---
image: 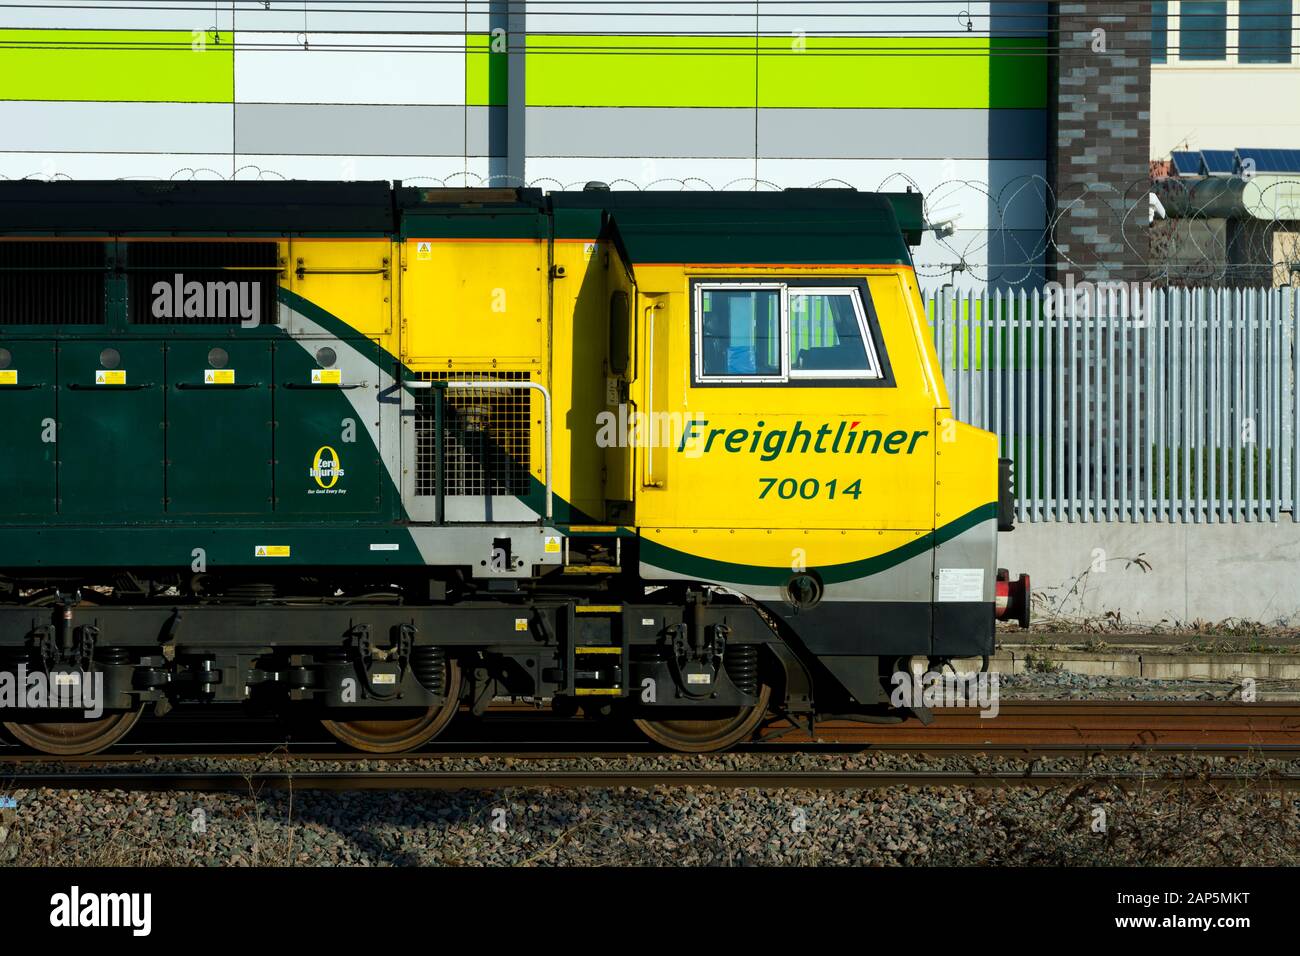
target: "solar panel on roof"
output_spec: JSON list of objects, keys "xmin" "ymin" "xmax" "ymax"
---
[
  {"xmin": 1236, "ymin": 147, "xmax": 1300, "ymax": 174},
  {"xmin": 1171, "ymin": 151, "xmax": 1201, "ymax": 176},
  {"xmin": 1201, "ymin": 150, "xmax": 1236, "ymax": 175}
]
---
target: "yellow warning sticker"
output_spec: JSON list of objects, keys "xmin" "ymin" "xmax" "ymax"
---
[
  {"xmin": 254, "ymin": 545, "xmax": 291, "ymax": 558},
  {"xmin": 544, "ymin": 535, "xmax": 561, "ymax": 553},
  {"xmin": 0, "ymin": 370, "xmax": 15, "ymax": 385},
  {"xmin": 204, "ymin": 369, "xmax": 236, "ymax": 384},
  {"xmin": 416, "ymin": 240, "xmax": 432, "ymax": 261},
  {"xmin": 514, "ymin": 618, "xmax": 529, "ymax": 631},
  {"xmin": 311, "ymin": 368, "xmax": 341, "ymax": 385},
  {"xmin": 583, "ymin": 242, "xmax": 596, "ymax": 261},
  {"xmin": 95, "ymin": 370, "xmax": 126, "ymax": 385}
]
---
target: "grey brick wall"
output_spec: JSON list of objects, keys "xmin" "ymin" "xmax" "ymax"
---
[{"xmin": 1047, "ymin": 2, "xmax": 1151, "ymax": 283}]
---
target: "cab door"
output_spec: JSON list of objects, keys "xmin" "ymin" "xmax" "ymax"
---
[{"xmin": 602, "ymin": 262, "xmax": 637, "ymax": 519}]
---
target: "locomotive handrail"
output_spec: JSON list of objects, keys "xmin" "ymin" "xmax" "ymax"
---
[
  {"xmin": 68, "ymin": 382, "xmax": 154, "ymax": 390},
  {"xmin": 175, "ymin": 382, "xmax": 261, "ymax": 390},
  {"xmin": 406, "ymin": 378, "xmax": 553, "ymax": 521},
  {"xmin": 281, "ymin": 381, "xmax": 367, "ymax": 390},
  {"xmin": 295, "ymin": 257, "xmax": 391, "ymax": 281}
]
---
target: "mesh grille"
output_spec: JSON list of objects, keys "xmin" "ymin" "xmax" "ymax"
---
[
  {"xmin": 128, "ymin": 241, "xmax": 279, "ymax": 325},
  {"xmin": 415, "ymin": 371, "xmax": 532, "ymax": 497},
  {"xmin": 0, "ymin": 241, "xmax": 106, "ymax": 325}
]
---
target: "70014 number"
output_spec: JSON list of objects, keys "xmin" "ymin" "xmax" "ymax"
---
[{"xmin": 757, "ymin": 477, "xmax": 862, "ymax": 500}]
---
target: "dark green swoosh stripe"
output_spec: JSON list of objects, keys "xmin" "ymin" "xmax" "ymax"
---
[
  {"xmin": 277, "ymin": 288, "xmax": 993, "ymax": 562},
  {"xmin": 637, "ymin": 503, "xmax": 997, "ymax": 587}
]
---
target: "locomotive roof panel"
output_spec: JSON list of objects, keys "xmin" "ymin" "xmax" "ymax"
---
[
  {"xmin": 0, "ymin": 180, "xmax": 395, "ymax": 235},
  {"xmin": 549, "ymin": 188, "xmax": 922, "ymax": 264},
  {"xmin": 0, "ymin": 181, "xmax": 922, "ymax": 263}
]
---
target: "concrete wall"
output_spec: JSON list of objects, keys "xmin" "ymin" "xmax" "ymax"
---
[
  {"xmin": 1152, "ymin": 62, "xmax": 1300, "ymax": 156},
  {"xmin": 1000, "ymin": 522, "xmax": 1300, "ymax": 626}
]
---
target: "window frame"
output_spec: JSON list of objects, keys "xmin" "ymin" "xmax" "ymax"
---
[
  {"xmin": 690, "ymin": 277, "xmax": 894, "ymax": 389},
  {"xmin": 1239, "ymin": 0, "xmax": 1293, "ymax": 63},
  {"xmin": 786, "ymin": 285, "xmax": 884, "ymax": 381},
  {"xmin": 1153, "ymin": 1, "xmax": 1169, "ymax": 63},
  {"xmin": 1178, "ymin": 0, "xmax": 1228, "ymax": 61},
  {"xmin": 693, "ymin": 281, "xmax": 786, "ymax": 384}
]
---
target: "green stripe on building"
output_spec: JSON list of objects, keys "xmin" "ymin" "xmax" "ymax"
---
[
  {"xmin": 465, "ymin": 33, "xmax": 509, "ymax": 107},
  {"xmin": 483, "ymin": 35, "xmax": 1045, "ymax": 109},
  {"xmin": 0, "ymin": 29, "xmax": 232, "ymax": 103}
]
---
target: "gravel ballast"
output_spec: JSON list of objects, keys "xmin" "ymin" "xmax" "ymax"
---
[
  {"xmin": 3, "ymin": 674, "xmax": 1297, "ymax": 867},
  {"xmin": 3, "ymin": 749, "xmax": 1298, "ymax": 867}
]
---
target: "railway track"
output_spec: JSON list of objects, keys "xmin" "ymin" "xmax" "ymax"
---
[
  {"xmin": 0, "ymin": 707, "xmax": 1294, "ymax": 780},
  {"xmin": 5, "ymin": 768, "xmax": 1300, "ymax": 793},
  {"xmin": 3, "ymin": 701, "xmax": 1298, "ymax": 764}
]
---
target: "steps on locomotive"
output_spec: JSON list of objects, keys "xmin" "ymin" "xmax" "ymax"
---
[
  {"xmin": 568, "ymin": 604, "xmax": 628, "ymax": 697},
  {"xmin": 558, "ymin": 527, "xmax": 623, "ymax": 576}
]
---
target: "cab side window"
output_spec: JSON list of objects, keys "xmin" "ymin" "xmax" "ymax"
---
[
  {"xmin": 699, "ymin": 287, "xmax": 781, "ymax": 379},
  {"xmin": 693, "ymin": 280, "xmax": 886, "ymax": 385},
  {"xmin": 788, "ymin": 290, "xmax": 874, "ymax": 377}
]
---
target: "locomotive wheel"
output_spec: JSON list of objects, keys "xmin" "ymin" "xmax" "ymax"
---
[
  {"xmin": 3, "ymin": 709, "xmax": 142, "ymax": 756},
  {"xmin": 634, "ymin": 684, "xmax": 772, "ymax": 753},
  {"xmin": 320, "ymin": 659, "xmax": 462, "ymax": 754}
]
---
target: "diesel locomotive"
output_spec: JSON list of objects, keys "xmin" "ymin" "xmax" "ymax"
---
[{"xmin": 0, "ymin": 181, "xmax": 1029, "ymax": 754}]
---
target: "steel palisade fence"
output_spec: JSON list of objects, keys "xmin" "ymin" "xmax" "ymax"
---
[{"xmin": 923, "ymin": 286, "xmax": 1300, "ymax": 523}]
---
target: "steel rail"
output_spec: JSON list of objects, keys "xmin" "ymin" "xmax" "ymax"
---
[{"xmin": 5, "ymin": 768, "xmax": 1300, "ymax": 793}]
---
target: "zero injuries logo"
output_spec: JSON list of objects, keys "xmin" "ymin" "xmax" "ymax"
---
[{"xmin": 309, "ymin": 445, "xmax": 346, "ymax": 494}]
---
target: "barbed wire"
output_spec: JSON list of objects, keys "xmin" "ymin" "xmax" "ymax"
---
[{"xmin": 5, "ymin": 164, "xmax": 1298, "ymax": 289}]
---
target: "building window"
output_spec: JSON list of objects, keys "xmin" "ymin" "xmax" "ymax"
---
[
  {"xmin": 1240, "ymin": 0, "xmax": 1292, "ymax": 63},
  {"xmin": 1153, "ymin": 1, "xmax": 1168, "ymax": 63},
  {"xmin": 1181, "ymin": 0, "xmax": 1228, "ymax": 60}
]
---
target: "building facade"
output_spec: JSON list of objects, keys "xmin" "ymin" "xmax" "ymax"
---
[
  {"xmin": 0, "ymin": 1, "xmax": 1068, "ymax": 291},
  {"xmin": 1151, "ymin": 0, "xmax": 1300, "ymax": 155}
]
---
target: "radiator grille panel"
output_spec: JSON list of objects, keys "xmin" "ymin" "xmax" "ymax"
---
[
  {"xmin": 415, "ymin": 371, "xmax": 532, "ymax": 497},
  {"xmin": 128, "ymin": 241, "xmax": 279, "ymax": 325},
  {"xmin": 0, "ymin": 241, "xmax": 106, "ymax": 325}
]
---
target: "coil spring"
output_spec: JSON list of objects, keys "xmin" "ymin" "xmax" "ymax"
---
[
  {"xmin": 411, "ymin": 646, "xmax": 447, "ymax": 695},
  {"xmin": 724, "ymin": 644, "xmax": 760, "ymax": 696},
  {"xmin": 98, "ymin": 647, "xmax": 130, "ymax": 665},
  {"xmin": 226, "ymin": 582, "xmax": 277, "ymax": 601}
]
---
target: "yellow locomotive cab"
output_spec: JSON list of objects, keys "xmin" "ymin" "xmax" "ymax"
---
[{"xmin": 552, "ymin": 189, "xmax": 1028, "ymax": 705}]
